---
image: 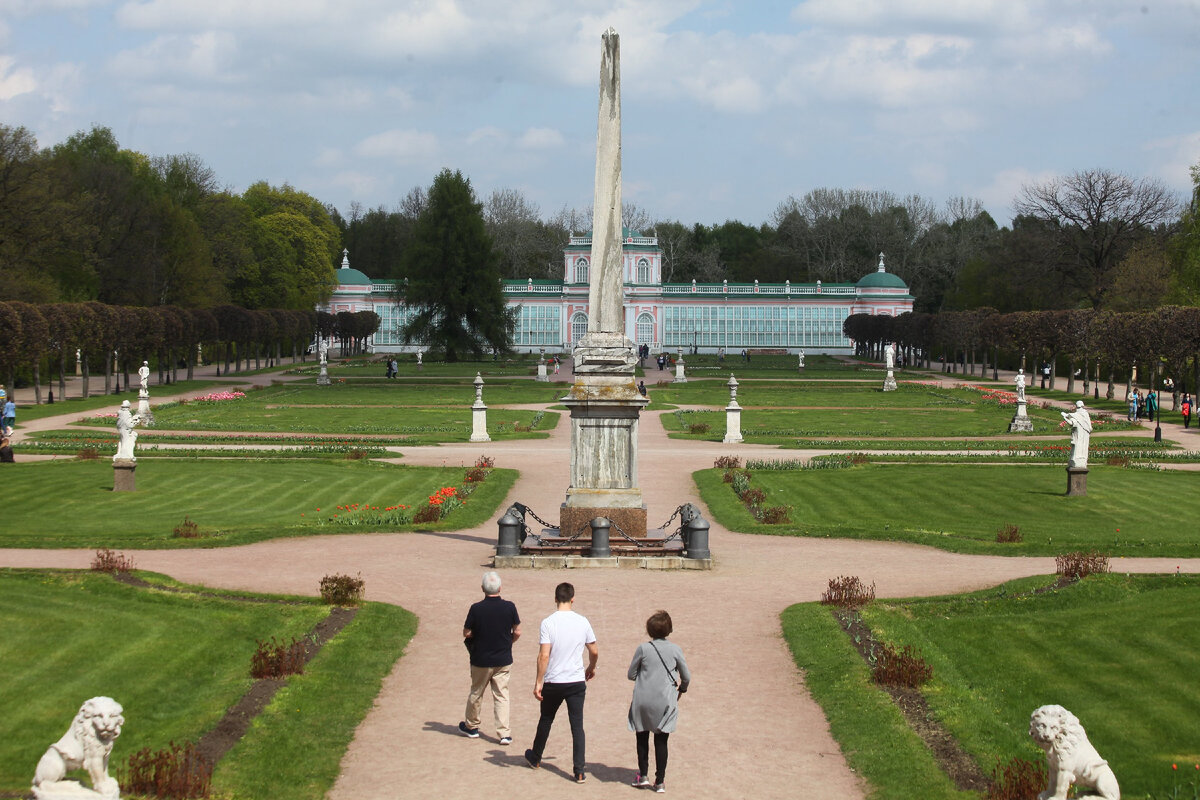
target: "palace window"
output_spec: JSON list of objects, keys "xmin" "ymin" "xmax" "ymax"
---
[
  {"xmin": 637, "ymin": 257, "xmax": 652, "ymax": 284},
  {"xmin": 570, "ymin": 312, "xmax": 588, "ymax": 342},
  {"xmin": 635, "ymin": 313, "xmax": 655, "ymax": 344},
  {"xmin": 574, "ymin": 257, "xmax": 589, "ymax": 284}
]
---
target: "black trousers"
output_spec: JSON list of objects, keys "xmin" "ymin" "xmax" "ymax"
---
[
  {"xmin": 636, "ymin": 730, "xmax": 670, "ymax": 783},
  {"xmin": 531, "ymin": 681, "xmax": 587, "ymax": 774}
]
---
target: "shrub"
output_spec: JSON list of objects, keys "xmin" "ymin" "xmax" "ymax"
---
[
  {"xmin": 173, "ymin": 517, "xmax": 201, "ymax": 539},
  {"xmin": 413, "ymin": 504, "xmax": 441, "ymax": 524},
  {"xmin": 986, "ymin": 756, "xmax": 1047, "ymax": 800},
  {"xmin": 91, "ymin": 548, "xmax": 135, "ymax": 574},
  {"xmin": 741, "ymin": 487, "xmax": 766, "ymax": 506},
  {"xmin": 464, "ymin": 467, "xmax": 490, "ymax": 483},
  {"xmin": 250, "ymin": 636, "xmax": 307, "ymax": 679},
  {"xmin": 1106, "ymin": 454, "xmax": 1130, "ymax": 467},
  {"xmin": 475, "ymin": 454, "xmax": 495, "ymax": 468},
  {"xmin": 730, "ymin": 471, "xmax": 751, "ymax": 497},
  {"xmin": 821, "ymin": 575, "xmax": 875, "ymax": 608},
  {"xmin": 849, "ymin": 453, "xmax": 871, "ymax": 465},
  {"xmin": 871, "ymin": 642, "xmax": 933, "ymax": 687},
  {"xmin": 714, "ymin": 455, "xmax": 741, "ymax": 469},
  {"xmin": 76, "ymin": 447, "xmax": 100, "ymax": 460},
  {"xmin": 995, "ymin": 524, "xmax": 1023, "ymax": 544},
  {"xmin": 1056, "ymin": 550, "xmax": 1110, "ymax": 579},
  {"xmin": 122, "ymin": 741, "xmax": 212, "ymax": 799},
  {"xmin": 762, "ymin": 505, "xmax": 792, "ymax": 524},
  {"xmin": 344, "ymin": 448, "xmax": 369, "ymax": 460},
  {"xmin": 319, "ymin": 573, "xmax": 365, "ymax": 606},
  {"xmin": 688, "ymin": 422, "xmax": 711, "ymax": 434}
]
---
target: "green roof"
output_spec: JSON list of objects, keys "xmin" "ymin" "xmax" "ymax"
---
[
  {"xmin": 856, "ymin": 271, "xmax": 908, "ymax": 289},
  {"xmin": 336, "ymin": 268, "xmax": 373, "ymax": 286}
]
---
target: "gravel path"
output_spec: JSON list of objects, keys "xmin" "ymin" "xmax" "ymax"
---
[{"xmin": 4, "ymin": 360, "xmax": 1199, "ymax": 799}]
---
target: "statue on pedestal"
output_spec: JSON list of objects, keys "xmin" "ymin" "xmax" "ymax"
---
[
  {"xmin": 1061, "ymin": 400, "xmax": 1092, "ymax": 469},
  {"xmin": 32, "ymin": 697, "xmax": 124, "ymax": 800},
  {"xmin": 114, "ymin": 401, "xmax": 140, "ymax": 461},
  {"xmin": 138, "ymin": 361, "xmax": 150, "ymax": 392}
]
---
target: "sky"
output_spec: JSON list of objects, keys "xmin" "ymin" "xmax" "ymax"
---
[{"xmin": 1, "ymin": 0, "xmax": 1198, "ymax": 230}]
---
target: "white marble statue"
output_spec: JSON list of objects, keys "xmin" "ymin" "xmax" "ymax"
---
[
  {"xmin": 416, "ymin": 350, "xmax": 423, "ymax": 365},
  {"xmin": 318, "ymin": 338, "xmax": 329, "ymax": 365},
  {"xmin": 1015, "ymin": 368, "xmax": 1027, "ymax": 402},
  {"xmin": 114, "ymin": 401, "xmax": 140, "ymax": 461},
  {"xmin": 138, "ymin": 361, "xmax": 150, "ymax": 391},
  {"xmin": 884, "ymin": 342, "xmax": 895, "ymax": 370},
  {"xmin": 797, "ymin": 349, "xmax": 805, "ymax": 368},
  {"xmin": 32, "ymin": 697, "xmax": 124, "ymax": 800},
  {"xmin": 1029, "ymin": 705, "xmax": 1119, "ymax": 800},
  {"xmin": 1060, "ymin": 400, "xmax": 1092, "ymax": 468}
]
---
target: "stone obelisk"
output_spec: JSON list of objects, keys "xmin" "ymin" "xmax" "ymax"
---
[{"xmin": 560, "ymin": 27, "xmax": 650, "ymax": 538}]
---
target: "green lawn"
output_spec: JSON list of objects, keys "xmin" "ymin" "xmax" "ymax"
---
[
  {"xmin": 8, "ymin": 380, "xmax": 223, "ymax": 425},
  {"xmin": 225, "ymin": 380, "xmax": 569, "ymax": 406},
  {"xmin": 784, "ymin": 574, "xmax": 1200, "ymax": 800},
  {"xmin": 698, "ymin": 463, "xmax": 1200, "ymax": 556},
  {"xmin": 0, "ymin": 569, "xmax": 414, "ymax": 800},
  {"xmin": 0, "ymin": 459, "xmax": 517, "ymax": 548}
]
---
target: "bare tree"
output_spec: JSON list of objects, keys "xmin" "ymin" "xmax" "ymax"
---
[{"xmin": 1014, "ymin": 169, "xmax": 1179, "ymax": 309}]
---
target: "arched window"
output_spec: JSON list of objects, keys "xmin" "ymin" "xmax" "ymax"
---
[
  {"xmin": 636, "ymin": 313, "xmax": 654, "ymax": 344},
  {"xmin": 571, "ymin": 312, "xmax": 588, "ymax": 342},
  {"xmin": 574, "ymin": 257, "xmax": 589, "ymax": 284},
  {"xmin": 637, "ymin": 257, "xmax": 652, "ymax": 284}
]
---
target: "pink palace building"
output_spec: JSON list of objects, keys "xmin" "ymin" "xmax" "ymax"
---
[{"xmin": 321, "ymin": 230, "xmax": 913, "ymax": 354}]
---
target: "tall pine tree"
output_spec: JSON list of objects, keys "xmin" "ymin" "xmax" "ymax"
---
[{"xmin": 400, "ymin": 169, "xmax": 512, "ymax": 361}]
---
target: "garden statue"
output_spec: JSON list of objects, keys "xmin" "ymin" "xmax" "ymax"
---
[
  {"xmin": 1029, "ymin": 704, "xmax": 1119, "ymax": 800},
  {"xmin": 318, "ymin": 338, "xmax": 329, "ymax": 365},
  {"xmin": 114, "ymin": 401, "xmax": 140, "ymax": 461},
  {"xmin": 32, "ymin": 697, "xmax": 124, "ymax": 800},
  {"xmin": 138, "ymin": 361, "xmax": 150, "ymax": 391},
  {"xmin": 1015, "ymin": 368, "xmax": 1027, "ymax": 402},
  {"xmin": 416, "ymin": 351, "xmax": 423, "ymax": 366},
  {"xmin": 1060, "ymin": 400, "xmax": 1092, "ymax": 469},
  {"xmin": 884, "ymin": 342, "xmax": 895, "ymax": 370},
  {"xmin": 1009, "ymin": 368, "xmax": 1034, "ymax": 432},
  {"xmin": 797, "ymin": 349, "xmax": 805, "ymax": 369}
]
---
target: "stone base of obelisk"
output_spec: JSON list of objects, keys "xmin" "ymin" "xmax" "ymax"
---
[
  {"xmin": 113, "ymin": 459, "xmax": 137, "ymax": 492},
  {"xmin": 317, "ymin": 365, "xmax": 331, "ymax": 385},
  {"xmin": 1066, "ymin": 466, "xmax": 1088, "ymax": 496},
  {"xmin": 882, "ymin": 371, "xmax": 897, "ymax": 391},
  {"xmin": 674, "ymin": 363, "xmax": 687, "ymax": 383},
  {"xmin": 470, "ymin": 405, "xmax": 491, "ymax": 442},
  {"xmin": 1009, "ymin": 414, "xmax": 1034, "ymax": 432},
  {"xmin": 560, "ymin": 501, "xmax": 648, "ymax": 539},
  {"xmin": 536, "ymin": 363, "xmax": 548, "ymax": 382}
]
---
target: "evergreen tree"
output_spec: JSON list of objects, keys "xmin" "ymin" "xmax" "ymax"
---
[{"xmin": 400, "ymin": 169, "xmax": 513, "ymax": 361}]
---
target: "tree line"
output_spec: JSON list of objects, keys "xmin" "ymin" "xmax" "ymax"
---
[
  {"xmin": 0, "ymin": 299, "xmax": 380, "ymax": 402},
  {"xmin": 844, "ymin": 305, "xmax": 1200, "ymax": 403}
]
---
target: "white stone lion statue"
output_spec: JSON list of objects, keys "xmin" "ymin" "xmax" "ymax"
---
[
  {"xmin": 32, "ymin": 696, "xmax": 124, "ymax": 800},
  {"xmin": 1029, "ymin": 704, "xmax": 1120, "ymax": 800}
]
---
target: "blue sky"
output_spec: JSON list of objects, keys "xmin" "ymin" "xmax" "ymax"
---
[{"xmin": 1, "ymin": 0, "xmax": 1198, "ymax": 229}]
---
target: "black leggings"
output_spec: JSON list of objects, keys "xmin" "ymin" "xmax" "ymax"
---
[{"xmin": 636, "ymin": 730, "xmax": 669, "ymax": 783}]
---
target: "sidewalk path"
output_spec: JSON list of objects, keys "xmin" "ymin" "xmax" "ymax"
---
[{"xmin": 3, "ymin": 358, "xmax": 1199, "ymax": 800}]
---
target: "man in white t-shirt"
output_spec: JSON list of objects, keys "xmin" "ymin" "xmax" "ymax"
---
[{"xmin": 524, "ymin": 582, "xmax": 598, "ymax": 783}]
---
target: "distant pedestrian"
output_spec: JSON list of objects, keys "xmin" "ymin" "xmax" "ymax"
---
[
  {"xmin": 1182, "ymin": 394, "xmax": 1192, "ymax": 429},
  {"xmin": 460, "ymin": 571, "xmax": 521, "ymax": 744},
  {"xmin": 1, "ymin": 397, "xmax": 14, "ymax": 436},
  {"xmin": 525, "ymin": 582, "xmax": 598, "ymax": 783},
  {"xmin": 0, "ymin": 437, "xmax": 13, "ymax": 463},
  {"xmin": 657, "ymin": 354, "xmax": 665, "ymax": 371},
  {"xmin": 627, "ymin": 610, "xmax": 690, "ymax": 793},
  {"xmin": 1147, "ymin": 390, "xmax": 1158, "ymax": 423},
  {"xmin": 553, "ymin": 356, "xmax": 560, "ymax": 375},
  {"xmin": 1128, "ymin": 392, "xmax": 1138, "ymax": 421}
]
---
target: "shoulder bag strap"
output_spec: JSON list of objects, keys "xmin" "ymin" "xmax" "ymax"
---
[{"xmin": 648, "ymin": 641, "xmax": 678, "ymax": 688}]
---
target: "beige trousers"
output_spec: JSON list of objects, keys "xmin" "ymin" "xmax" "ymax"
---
[{"xmin": 465, "ymin": 664, "xmax": 512, "ymax": 737}]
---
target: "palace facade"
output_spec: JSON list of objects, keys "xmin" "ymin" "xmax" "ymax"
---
[{"xmin": 321, "ymin": 231, "xmax": 913, "ymax": 354}]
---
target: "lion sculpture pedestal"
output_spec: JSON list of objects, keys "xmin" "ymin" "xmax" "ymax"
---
[
  {"xmin": 1029, "ymin": 704, "xmax": 1119, "ymax": 800},
  {"xmin": 32, "ymin": 697, "xmax": 124, "ymax": 800}
]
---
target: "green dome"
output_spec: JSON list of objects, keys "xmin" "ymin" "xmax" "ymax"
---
[
  {"xmin": 856, "ymin": 270, "xmax": 908, "ymax": 290},
  {"xmin": 336, "ymin": 268, "xmax": 372, "ymax": 285}
]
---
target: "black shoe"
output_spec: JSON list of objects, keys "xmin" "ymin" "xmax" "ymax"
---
[
  {"xmin": 458, "ymin": 721, "xmax": 479, "ymax": 738},
  {"xmin": 524, "ymin": 749, "xmax": 540, "ymax": 769}
]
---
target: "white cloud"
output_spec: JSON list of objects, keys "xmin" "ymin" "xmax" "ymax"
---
[
  {"xmin": 466, "ymin": 126, "xmax": 506, "ymax": 146},
  {"xmin": 1145, "ymin": 130, "xmax": 1200, "ymax": 193},
  {"xmin": 109, "ymin": 31, "xmax": 240, "ymax": 82},
  {"xmin": 517, "ymin": 127, "xmax": 564, "ymax": 150},
  {"xmin": 328, "ymin": 169, "xmax": 387, "ymax": 199},
  {"xmin": 355, "ymin": 128, "xmax": 439, "ymax": 163},
  {"xmin": 0, "ymin": 55, "xmax": 36, "ymax": 100},
  {"xmin": 975, "ymin": 167, "xmax": 1057, "ymax": 221}
]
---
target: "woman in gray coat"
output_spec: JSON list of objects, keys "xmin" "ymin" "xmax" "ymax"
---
[{"xmin": 628, "ymin": 610, "xmax": 690, "ymax": 792}]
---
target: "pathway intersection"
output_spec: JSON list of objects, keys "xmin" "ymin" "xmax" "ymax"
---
[{"xmin": 3, "ymin": 360, "xmax": 1198, "ymax": 799}]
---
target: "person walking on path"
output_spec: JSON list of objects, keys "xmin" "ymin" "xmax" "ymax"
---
[
  {"xmin": 628, "ymin": 610, "xmax": 690, "ymax": 793},
  {"xmin": 460, "ymin": 571, "xmax": 521, "ymax": 744},
  {"xmin": 1147, "ymin": 390, "xmax": 1158, "ymax": 425},
  {"xmin": 525, "ymin": 582, "xmax": 597, "ymax": 783},
  {"xmin": 1128, "ymin": 392, "xmax": 1139, "ymax": 421},
  {"xmin": 1, "ymin": 397, "xmax": 14, "ymax": 436},
  {"xmin": 1183, "ymin": 394, "xmax": 1192, "ymax": 429}
]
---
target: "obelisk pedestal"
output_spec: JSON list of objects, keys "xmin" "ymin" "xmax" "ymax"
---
[
  {"xmin": 723, "ymin": 374, "xmax": 743, "ymax": 444},
  {"xmin": 469, "ymin": 373, "xmax": 491, "ymax": 443}
]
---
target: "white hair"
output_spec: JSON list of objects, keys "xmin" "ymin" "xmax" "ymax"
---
[{"xmin": 481, "ymin": 571, "xmax": 502, "ymax": 595}]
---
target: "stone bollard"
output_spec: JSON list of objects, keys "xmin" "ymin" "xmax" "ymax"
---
[
  {"xmin": 496, "ymin": 509, "xmax": 523, "ymax": 556},
  {"xmin": 683, "ymin": 514, "xmax": 711, "ymax": 560},
  {"xmin": 470, "ymin": 372, "xmax": 491, "ymax": 443},
  {"xmin": 589, "ymin": 517, "xmax": 611, "ymax": 558}
]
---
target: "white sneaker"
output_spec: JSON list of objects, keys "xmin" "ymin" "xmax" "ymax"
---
[{"xmin": 632, "ymin": 773, "xmax": 651, "ymax": 787}]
